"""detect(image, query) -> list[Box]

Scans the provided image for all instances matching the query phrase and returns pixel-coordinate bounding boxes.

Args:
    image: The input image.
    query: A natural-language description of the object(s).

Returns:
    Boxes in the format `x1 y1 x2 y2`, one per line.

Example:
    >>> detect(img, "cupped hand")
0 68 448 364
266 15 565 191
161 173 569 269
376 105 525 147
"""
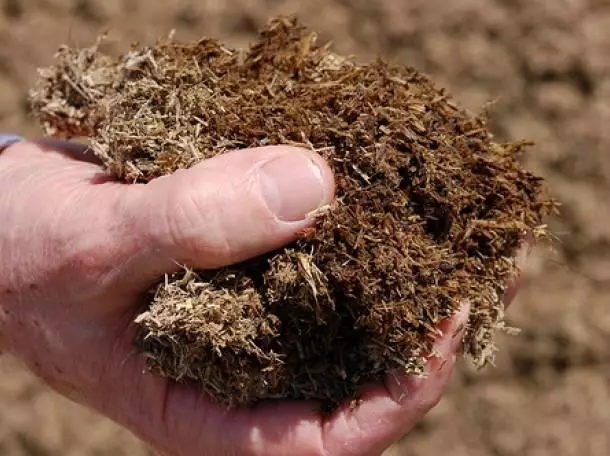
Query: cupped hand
0 140 524 456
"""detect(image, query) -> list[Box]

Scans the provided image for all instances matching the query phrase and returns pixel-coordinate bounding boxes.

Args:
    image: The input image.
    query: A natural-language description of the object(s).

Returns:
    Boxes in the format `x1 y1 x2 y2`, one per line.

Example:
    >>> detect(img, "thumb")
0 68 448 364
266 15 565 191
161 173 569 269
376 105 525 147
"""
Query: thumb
125 145 335 278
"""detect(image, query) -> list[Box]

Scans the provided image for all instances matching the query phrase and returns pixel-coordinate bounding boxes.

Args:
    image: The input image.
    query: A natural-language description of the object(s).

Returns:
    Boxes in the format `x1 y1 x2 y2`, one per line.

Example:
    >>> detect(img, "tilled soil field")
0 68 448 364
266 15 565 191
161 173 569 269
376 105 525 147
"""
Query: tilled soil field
1 1 609 455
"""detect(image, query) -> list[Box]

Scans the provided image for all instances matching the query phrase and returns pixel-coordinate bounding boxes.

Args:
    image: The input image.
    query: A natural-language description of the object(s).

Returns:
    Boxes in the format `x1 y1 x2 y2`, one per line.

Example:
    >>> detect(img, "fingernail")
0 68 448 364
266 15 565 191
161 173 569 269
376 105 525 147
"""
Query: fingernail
259 153 327 222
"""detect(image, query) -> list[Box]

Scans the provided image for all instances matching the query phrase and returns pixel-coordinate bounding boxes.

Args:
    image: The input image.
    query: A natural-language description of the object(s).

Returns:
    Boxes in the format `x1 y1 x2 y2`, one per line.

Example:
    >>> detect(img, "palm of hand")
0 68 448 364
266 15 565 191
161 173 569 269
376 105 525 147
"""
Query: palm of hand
0 141 502 456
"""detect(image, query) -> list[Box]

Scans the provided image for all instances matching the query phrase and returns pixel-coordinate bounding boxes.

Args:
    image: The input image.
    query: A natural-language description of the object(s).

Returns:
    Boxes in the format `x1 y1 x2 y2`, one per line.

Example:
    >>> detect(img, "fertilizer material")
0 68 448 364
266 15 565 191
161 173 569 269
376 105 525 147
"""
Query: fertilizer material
29 17 555 411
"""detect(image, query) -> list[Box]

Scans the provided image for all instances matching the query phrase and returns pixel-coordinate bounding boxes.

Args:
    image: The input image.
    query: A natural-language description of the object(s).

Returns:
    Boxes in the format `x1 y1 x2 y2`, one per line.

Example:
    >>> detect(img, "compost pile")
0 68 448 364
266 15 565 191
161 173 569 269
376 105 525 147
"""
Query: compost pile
29 17 554 411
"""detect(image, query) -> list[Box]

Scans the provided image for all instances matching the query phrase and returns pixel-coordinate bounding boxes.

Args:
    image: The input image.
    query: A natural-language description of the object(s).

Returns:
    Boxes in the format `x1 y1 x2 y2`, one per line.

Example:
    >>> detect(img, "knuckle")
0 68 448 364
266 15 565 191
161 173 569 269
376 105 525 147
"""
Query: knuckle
160 188 236 267
57 237 119 286
49 192 132 288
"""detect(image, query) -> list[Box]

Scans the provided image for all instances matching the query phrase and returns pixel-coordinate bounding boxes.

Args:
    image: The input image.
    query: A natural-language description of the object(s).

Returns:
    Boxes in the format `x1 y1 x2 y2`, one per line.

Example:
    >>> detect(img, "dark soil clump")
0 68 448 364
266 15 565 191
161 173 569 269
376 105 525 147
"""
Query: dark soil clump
29 17 555 411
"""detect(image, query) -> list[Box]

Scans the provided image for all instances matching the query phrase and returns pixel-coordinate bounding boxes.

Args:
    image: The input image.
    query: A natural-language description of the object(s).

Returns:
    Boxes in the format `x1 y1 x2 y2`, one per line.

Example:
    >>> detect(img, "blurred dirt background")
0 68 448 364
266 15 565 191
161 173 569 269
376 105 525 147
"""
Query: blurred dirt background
1 0 609 455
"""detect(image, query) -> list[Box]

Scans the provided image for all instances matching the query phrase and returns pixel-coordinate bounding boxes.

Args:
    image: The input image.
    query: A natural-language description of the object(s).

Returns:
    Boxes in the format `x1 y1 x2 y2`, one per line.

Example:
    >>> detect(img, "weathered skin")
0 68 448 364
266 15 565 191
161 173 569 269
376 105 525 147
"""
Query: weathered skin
0 139 521 456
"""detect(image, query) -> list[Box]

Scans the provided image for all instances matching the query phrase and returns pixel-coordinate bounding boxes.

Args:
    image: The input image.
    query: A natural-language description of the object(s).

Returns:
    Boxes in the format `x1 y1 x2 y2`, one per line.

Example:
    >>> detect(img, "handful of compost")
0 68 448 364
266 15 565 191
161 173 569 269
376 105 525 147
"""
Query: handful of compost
29 17 555 411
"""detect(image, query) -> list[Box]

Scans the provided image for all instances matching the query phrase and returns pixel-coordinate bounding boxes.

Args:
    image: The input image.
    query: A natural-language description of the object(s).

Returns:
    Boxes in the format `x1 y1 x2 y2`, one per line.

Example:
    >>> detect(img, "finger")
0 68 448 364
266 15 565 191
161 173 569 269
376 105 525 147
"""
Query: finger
320 302 471 456
0 136 105 166
98 328 326 456
69 303 466 456
31 138 105 166
123 145 335 279
109 305 467 456
149 383 325 456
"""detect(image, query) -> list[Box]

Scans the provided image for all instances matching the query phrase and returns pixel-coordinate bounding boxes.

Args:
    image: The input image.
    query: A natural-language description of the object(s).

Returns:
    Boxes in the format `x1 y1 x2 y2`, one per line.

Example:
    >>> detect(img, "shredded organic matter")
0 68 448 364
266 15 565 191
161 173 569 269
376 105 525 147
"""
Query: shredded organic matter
29 16 556 412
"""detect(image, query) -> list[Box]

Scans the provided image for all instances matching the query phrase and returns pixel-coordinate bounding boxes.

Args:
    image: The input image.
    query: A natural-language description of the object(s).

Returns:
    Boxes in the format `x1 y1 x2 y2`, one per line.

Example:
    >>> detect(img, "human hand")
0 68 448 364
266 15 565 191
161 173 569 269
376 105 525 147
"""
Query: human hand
0 138 526 456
